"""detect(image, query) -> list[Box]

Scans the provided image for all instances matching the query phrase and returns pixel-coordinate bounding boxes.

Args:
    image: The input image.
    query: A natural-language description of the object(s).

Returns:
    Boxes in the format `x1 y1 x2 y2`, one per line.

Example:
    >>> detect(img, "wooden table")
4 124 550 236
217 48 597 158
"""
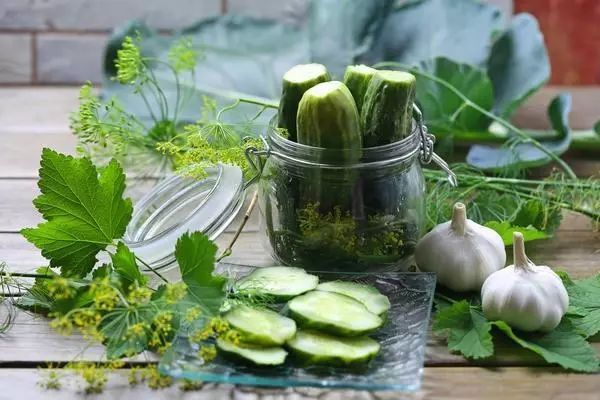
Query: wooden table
0 88 599 400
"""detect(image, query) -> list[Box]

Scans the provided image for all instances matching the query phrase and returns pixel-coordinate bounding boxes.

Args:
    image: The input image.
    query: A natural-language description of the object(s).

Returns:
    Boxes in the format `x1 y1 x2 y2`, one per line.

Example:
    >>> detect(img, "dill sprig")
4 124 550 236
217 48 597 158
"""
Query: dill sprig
424 165 600 230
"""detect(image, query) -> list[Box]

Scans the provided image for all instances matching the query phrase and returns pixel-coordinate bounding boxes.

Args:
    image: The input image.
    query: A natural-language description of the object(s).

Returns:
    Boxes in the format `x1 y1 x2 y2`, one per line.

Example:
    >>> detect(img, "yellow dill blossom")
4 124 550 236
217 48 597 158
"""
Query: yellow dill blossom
125 322 150 340
128 367 142 386
198 344 217 363
208 317 229 336
126 286 152 306
37 365 62 390
148 331 162 348
72 309 102 328
222 329 242 345
189 326 212 343
156 341 172 355
107 359 125 369
141 365 173 390
167 36 199 72
72 363 108 394
46 277 76 300
49 316 73 336
153 312 173 336
184 306 202 323
179 379 204 391
164 282 187 304
114 36 142 84
90 278 119 310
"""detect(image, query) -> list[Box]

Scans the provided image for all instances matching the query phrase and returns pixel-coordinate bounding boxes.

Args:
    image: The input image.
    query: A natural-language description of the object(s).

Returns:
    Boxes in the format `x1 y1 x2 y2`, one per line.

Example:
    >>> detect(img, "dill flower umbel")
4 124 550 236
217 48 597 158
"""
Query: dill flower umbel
167 37 199 73
46 276 76 300
114 36 142 84
164 282 187 304
198 344 217 363
90 278 120 310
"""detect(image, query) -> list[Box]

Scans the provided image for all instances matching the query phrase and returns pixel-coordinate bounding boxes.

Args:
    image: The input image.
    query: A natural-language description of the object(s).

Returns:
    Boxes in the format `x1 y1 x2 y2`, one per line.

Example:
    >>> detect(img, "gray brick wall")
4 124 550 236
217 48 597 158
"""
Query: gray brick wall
0 0 512 84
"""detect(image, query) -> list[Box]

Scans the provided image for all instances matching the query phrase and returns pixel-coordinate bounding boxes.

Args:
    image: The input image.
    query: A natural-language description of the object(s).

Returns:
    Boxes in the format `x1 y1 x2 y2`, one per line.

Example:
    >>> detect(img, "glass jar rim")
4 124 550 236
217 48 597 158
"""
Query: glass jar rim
264 121 421 169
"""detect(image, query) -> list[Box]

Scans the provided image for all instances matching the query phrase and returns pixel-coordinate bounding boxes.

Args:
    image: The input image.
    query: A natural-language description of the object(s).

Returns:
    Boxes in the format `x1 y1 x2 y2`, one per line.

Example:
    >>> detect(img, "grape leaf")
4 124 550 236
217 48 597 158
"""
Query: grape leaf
21 149 133 277
433 300 494 359
175 232 225 316
484 221 548 245
559 273 600 338
493 320 600 372
111 242 148 290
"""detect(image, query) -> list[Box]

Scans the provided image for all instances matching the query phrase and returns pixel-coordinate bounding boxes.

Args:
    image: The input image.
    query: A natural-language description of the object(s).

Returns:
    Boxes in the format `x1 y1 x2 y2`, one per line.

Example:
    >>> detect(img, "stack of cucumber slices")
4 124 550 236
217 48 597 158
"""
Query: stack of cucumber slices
215 266 391 367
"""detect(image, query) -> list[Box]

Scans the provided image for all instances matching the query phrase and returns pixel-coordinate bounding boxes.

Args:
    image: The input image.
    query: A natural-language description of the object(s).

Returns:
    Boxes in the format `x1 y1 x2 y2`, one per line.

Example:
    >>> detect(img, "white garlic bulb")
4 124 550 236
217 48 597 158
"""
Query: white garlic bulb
415 202 506 292
481 232 568 332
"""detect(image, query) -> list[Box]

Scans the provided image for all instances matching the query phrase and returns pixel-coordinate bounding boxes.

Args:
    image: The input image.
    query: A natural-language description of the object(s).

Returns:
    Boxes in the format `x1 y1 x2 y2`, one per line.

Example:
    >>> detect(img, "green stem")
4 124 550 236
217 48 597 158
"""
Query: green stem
238 97 279 109
374 62 578 179
134 255 169 284
0 272 54 279
444 129 600 152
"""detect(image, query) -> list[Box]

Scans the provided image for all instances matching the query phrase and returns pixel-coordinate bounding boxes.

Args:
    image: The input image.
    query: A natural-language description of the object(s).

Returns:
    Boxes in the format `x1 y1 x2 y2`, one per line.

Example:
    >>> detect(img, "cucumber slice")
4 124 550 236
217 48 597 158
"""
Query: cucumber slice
361 70 416 147
216 338 287 366
316 281 390 316
223 305 297 346
288 290 383 336
234 266 319 301
342 64 377 115
278 63 330 142
286 330 380 366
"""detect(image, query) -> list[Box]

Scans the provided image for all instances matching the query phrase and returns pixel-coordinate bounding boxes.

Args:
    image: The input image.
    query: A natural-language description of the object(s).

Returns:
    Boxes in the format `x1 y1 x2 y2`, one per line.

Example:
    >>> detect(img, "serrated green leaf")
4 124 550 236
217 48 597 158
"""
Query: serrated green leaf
484 221 548 245
433 300 494 359
21 149 133 277
111 242 148 290
175 232 224 316
512 199 563 234
493 320 600 372
560 273 600 338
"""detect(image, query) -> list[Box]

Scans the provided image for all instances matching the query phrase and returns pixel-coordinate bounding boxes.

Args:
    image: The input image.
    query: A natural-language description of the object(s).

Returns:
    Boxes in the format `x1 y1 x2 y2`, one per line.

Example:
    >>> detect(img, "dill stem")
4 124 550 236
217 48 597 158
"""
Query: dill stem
374 62 577 179
134 255 169 284
238 97 279 109
216 190 259 262
0 271 54 279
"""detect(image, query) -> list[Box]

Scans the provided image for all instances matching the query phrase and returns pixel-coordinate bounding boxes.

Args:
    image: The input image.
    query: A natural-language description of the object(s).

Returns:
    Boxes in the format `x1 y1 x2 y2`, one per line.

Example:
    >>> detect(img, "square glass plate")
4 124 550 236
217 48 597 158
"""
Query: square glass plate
159 264 436 392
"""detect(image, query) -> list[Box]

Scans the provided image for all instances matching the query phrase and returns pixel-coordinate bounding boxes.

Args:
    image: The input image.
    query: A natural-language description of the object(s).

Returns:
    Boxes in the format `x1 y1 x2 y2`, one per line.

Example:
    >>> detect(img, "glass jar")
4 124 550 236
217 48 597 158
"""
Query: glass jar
124 164 246 273
252 115 454 272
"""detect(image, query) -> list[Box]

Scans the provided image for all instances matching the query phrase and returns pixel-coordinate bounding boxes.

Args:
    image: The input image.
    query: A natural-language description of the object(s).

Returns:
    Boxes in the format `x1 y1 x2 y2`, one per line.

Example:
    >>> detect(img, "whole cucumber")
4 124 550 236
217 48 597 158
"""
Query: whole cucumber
361 70 416 147
277 63 330 142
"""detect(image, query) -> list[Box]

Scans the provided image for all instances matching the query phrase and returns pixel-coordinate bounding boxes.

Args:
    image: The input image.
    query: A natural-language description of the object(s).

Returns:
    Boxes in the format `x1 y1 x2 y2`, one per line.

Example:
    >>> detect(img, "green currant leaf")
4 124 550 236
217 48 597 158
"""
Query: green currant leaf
484 221 548 245
493 320 600 372
111 242 148 290
560 273 600 338
433 300 494 359
21 149 133 277
175 232 224 316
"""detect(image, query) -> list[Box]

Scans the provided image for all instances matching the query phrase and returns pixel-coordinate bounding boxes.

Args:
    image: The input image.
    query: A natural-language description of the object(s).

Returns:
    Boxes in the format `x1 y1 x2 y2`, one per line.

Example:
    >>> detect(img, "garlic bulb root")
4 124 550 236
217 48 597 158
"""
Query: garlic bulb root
415 202 506 292
481 232 569 332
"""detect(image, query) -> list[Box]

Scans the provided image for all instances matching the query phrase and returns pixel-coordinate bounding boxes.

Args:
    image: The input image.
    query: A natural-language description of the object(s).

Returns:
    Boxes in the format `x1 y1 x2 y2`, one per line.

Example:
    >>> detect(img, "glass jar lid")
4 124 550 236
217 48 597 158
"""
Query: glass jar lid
124 164 245 270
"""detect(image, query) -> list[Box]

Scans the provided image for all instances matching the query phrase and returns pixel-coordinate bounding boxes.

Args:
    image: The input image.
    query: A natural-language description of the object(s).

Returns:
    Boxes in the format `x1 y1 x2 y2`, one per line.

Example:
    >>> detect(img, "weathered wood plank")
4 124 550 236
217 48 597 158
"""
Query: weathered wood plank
0 176 594 233
2 227 598 275
0 231 272 273
0 366 599 400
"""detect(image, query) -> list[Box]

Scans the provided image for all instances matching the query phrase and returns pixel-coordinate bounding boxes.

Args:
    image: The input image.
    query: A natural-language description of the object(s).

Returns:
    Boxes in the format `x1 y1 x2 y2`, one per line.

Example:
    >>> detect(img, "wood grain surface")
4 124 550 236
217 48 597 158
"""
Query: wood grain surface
0 88 598 399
